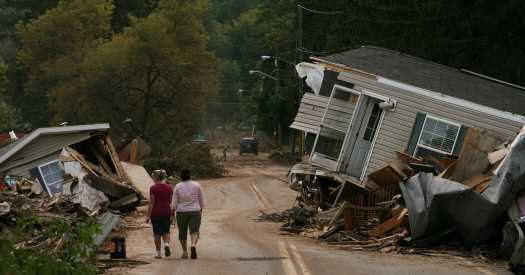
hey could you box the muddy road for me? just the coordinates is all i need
[107,154,511,275]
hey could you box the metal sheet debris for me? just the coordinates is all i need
[400,129,525,245]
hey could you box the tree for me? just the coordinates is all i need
[50,0,218,152]
[16,0,114,127]
[0,61,18,130]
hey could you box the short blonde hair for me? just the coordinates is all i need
[152,169,167,181]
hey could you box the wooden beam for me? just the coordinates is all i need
[65,147,99,176]
[104,135,128,181]
[331,182,347,208]
[368,208,408,238]
[129,139,138,164]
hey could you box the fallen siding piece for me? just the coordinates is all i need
[93,211,121,246]
[121,161,153,199]
[368,208,408,238]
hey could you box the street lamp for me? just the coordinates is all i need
[249,70,278,80]
[260,55,296,66]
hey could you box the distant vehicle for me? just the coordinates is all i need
[239,137,258,155]
[191,133,208,144]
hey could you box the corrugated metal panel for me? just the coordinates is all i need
[5,152,61,177]
[336,71,522,178]
[0,132,91,173]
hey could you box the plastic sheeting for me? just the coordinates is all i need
[295,62,324,95]
[400,128,525,245]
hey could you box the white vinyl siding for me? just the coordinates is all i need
[337,71,523,178]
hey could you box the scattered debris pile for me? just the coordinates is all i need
[281,126,525,270]
[0,126,152,272]
[0,187,122,273]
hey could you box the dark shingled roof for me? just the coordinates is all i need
[317,46,525,116]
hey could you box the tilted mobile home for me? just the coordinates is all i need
[292,46,525,185]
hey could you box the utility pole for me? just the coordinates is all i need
[274,55,281,145]
[296,4,304,159]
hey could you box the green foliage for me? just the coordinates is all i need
[44,0,218,152]
[111,0,159,32]
[0,213,100,275]
[144,143,223,178]
[0,61,19,130]
[16,0,114,126]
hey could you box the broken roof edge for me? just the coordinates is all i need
[310,56,377,80]
[317,45,525,92]
[0,123,110,166]
[310,56,525,125]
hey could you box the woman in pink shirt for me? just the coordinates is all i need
[172,169,203,259]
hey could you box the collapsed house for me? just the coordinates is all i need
[284,46,525,268]
[0,124,144,211]
[292,46,525,185]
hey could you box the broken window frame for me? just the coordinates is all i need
[415,115,461,156]
[37,160,65,196]
[311,85,362,171]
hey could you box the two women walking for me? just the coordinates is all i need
[146,169,203,259]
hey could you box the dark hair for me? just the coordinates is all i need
[180,169,191,181]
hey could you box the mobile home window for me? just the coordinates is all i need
[314,126,345,160]
[38,161,64,195]
[416,116,460,155]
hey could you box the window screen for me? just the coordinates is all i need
[417,117,460,154]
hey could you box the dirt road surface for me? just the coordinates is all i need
[107,154,512,275]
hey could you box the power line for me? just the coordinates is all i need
[296,47,330,55]
[297,4,343,15]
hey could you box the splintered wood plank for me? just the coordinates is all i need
[368,208,408,238]
[395,151,423,164]
[437,160,457,179]
[104,135,128,181]
[488,147,509,165]
[368,166,401,187]
[463,174,492,189]
[93,149,114,176]
[450,128,505,183]
[65,147,99,176]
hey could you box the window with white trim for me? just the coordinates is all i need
[38,161,64,195]
[416,116,460,155]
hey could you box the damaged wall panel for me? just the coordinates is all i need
[337,71,522,179]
